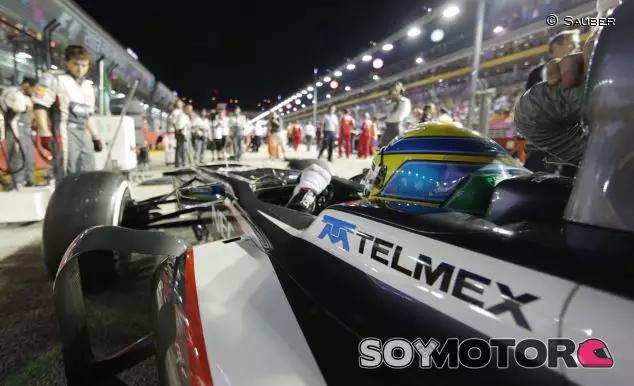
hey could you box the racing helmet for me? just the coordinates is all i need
[362,123,530,215]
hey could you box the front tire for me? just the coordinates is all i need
[42,171,131,289]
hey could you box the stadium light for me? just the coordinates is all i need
[382,43,393,51]
[295,93,302,98]
[345,86,351,91]
[302,90,308,95]
[324,76,332,82]
[307,93,313,99]
[416,57,424,64]
[293,107,297,111]
[330,80,339,89]
[372,74,380,81]
[443,5,460,18]
[295,99,301,105]
[316,81,323,87]
[326,94,331,99]
[493,25,504,34]
[301,104,306,108]
[431,29,445,42]
[372,58,384,69]
[334,70,343,77]
[307,86,314,91]
[407,27,421,38]
[362,54,372,62]
[346,63,356,70]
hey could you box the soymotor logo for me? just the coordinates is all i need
[359,337,614,369]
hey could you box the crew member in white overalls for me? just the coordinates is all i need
[169,99,191,168]
[0,78,37,187]
[31,45,103,182]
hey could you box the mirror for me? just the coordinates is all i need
[176,183,226,208]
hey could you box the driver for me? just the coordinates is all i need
[286,162,332,213]
[286,123,529,216]
[359,124,530,215]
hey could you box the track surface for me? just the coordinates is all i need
[0,146,370,385]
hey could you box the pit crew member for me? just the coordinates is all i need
[31,45,103,181]
[0,78,37,187]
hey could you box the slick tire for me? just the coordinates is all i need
[42,171,131,291]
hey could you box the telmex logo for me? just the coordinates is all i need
[318,215,357,252]
[359,337,614,370]
[317,215,539,332]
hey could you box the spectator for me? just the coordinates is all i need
[422,103,436,122]
[438,107,454,124]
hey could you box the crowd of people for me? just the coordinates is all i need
[0,14,595,188]
[159,75,527,169]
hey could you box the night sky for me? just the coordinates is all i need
[77,0,428,110]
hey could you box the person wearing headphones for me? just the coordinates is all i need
[514,0,620,177]
[381,82,411,147]
[31,45,103,182]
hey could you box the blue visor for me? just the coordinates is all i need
[380,161,490,203]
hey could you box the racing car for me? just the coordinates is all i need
[47,11,634,386]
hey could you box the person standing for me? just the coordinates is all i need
[357,112,374,159]
[228,106,248,161]
[31,45,103,181]
[318,105,338,162]
[0,78,37,187]
[525,30,580,91]
[304,120,315,151]
[381,82,411,147]
[267,111,286,159]
[169,100,191,167]
[252,120,266,152]
[523,29,581,173]
[370,115,379,156]
[191,109,210,164]
[291,121,303,151]
[210,111,224,161]
[338,108,355,158]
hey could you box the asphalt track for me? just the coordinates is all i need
[0,144,371,385]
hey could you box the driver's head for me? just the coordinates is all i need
[362,123,529,215]
[548,30,581,60]
[64,45,91,79]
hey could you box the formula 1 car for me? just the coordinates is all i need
[47,6,634,382]
[46,156,632,386]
